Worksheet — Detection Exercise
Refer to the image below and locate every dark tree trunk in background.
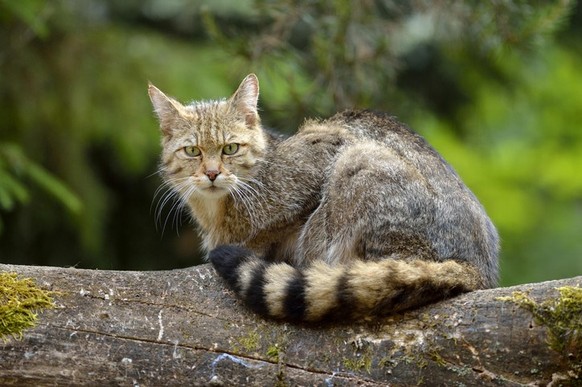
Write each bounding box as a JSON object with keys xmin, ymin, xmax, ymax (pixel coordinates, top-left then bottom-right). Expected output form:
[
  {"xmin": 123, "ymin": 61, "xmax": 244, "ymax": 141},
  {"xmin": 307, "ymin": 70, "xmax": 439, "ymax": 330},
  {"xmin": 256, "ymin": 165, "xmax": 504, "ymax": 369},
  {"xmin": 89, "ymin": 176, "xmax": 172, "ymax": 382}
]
[{"xmin": 0, "ymin": 263, "xmax": 580, "ymax": 386}]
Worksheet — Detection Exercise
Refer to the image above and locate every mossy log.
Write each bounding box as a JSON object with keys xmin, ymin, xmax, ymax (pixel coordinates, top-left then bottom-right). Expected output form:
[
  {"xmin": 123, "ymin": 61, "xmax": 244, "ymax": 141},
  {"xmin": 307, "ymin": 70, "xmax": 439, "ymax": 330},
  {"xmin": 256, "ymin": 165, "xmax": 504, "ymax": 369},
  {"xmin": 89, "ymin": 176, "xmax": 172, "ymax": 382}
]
[{"xmin": 0, "ymin": 263, "xmax": 580, "ymax": 386}]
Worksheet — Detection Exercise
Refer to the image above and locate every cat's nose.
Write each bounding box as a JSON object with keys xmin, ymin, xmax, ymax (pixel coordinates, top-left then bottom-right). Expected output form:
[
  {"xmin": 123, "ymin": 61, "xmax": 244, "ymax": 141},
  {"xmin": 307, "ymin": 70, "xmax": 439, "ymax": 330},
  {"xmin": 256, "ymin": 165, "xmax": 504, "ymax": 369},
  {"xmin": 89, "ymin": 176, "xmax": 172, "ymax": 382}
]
[{"xmin": 205, "ymin": 170, "xmax": 220, "ymax": 181}]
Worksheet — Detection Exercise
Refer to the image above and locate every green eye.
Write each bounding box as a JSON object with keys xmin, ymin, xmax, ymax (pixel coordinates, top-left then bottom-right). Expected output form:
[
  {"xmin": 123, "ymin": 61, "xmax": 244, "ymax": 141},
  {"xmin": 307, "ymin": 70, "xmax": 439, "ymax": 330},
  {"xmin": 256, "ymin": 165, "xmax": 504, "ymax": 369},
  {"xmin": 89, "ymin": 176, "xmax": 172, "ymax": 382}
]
[
  {"xmin": 222, "ymin": 143, "xmax": 239, "ymax": 155},
  {"xmin": 183, "ymin": 146, "xmax": 201, "ymax": 157}
]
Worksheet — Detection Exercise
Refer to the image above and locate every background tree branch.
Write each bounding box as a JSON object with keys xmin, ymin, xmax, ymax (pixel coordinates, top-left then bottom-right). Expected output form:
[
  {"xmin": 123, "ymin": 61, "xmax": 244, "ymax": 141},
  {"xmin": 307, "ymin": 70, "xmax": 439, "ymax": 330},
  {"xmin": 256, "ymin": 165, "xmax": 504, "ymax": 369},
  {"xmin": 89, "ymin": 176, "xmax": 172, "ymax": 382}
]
[{"xmin": 0, "ymin": 263, "xmax": 580, "ymax": 386}]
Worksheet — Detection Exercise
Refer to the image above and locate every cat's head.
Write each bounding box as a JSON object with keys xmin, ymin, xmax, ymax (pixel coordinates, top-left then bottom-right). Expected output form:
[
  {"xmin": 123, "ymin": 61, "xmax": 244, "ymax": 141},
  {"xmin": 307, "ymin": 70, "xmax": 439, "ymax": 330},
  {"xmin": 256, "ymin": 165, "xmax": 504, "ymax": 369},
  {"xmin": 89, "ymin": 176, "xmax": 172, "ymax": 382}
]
[{"xmin": 149, "ymin": 74, "xmax": 267, "ymax": 200}]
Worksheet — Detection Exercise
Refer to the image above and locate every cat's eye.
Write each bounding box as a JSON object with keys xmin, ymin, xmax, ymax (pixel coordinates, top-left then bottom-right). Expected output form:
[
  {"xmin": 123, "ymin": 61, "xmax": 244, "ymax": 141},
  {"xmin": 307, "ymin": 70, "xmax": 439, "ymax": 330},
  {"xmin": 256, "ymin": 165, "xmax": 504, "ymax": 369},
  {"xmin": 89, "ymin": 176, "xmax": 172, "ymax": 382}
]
[
  {"xmin": 222, "ymin": 143, "xmax": 239, "ymax": 155},
  {"xmin": 183, "ymin": 146, "xmax": 201, "ymax": 157}
]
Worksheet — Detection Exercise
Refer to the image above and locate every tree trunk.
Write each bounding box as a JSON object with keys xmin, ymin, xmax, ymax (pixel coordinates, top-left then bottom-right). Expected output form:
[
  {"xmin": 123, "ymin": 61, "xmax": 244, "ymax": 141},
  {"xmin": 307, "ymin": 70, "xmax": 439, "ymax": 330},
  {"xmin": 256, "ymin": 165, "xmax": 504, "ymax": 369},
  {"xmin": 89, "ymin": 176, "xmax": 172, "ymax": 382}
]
[{"xmin": 0, "ymin": 263, "xmax": 580, "ymax": 386}]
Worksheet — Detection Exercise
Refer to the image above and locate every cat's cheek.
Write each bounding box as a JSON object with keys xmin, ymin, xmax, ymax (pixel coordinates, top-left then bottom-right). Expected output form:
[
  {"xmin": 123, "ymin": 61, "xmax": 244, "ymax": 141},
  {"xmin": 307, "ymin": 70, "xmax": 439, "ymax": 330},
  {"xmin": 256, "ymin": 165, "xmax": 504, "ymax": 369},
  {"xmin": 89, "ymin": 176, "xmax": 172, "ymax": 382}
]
[{"xmin": 225, "ymin": 163, "xmax": 250, "ymax": 179}]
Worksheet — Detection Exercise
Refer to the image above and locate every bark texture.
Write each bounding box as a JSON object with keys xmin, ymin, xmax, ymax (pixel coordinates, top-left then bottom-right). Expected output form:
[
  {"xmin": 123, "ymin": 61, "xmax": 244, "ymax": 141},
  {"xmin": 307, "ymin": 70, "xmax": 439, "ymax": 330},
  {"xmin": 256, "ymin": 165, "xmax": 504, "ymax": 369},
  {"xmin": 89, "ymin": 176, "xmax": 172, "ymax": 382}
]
[{"xmin": 0, "ymin": 263, "xmax": 580, "ymax": 386}]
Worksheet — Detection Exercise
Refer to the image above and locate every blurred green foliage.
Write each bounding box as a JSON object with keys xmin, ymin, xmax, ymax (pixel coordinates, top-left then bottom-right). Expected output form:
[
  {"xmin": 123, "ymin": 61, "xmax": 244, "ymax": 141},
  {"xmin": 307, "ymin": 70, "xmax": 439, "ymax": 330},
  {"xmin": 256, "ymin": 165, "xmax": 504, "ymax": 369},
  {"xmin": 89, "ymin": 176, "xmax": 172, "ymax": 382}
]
[
  {"xmin": 0, "ymin": 143, "xmax": 82, "ymax": 228},
  {"xmin": 0, "ymin": 0, "xmax": 580, "ymax": 285}
]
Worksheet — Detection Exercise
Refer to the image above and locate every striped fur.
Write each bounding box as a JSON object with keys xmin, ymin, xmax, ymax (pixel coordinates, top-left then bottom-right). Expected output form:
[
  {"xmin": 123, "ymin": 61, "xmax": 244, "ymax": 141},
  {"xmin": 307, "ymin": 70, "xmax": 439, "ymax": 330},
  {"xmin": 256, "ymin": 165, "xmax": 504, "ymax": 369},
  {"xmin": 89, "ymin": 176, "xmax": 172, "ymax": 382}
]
[
  {"xmin": 150, "ymin": 74, "xmax": 499, "ymax": 323},
  {"xmin": 209, "ymin": 246, "xmax": 480, "ymax": 321}
]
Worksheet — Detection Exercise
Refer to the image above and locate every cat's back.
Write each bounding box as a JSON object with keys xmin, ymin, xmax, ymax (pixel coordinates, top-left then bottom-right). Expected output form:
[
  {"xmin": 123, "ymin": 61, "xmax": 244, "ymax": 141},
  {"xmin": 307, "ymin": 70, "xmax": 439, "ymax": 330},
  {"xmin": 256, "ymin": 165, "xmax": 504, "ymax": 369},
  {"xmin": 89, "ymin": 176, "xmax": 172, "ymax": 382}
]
[
  {"xmin": 321, "ymin": 110, "xmax": 467, "ymax": 190},
  {"xmin": 324, "ymin": 110, "xmax": 438, "ymax": 158},
  {"xmin": 291, "ymin": 108, "xmax": 483, "ymax": 208}
]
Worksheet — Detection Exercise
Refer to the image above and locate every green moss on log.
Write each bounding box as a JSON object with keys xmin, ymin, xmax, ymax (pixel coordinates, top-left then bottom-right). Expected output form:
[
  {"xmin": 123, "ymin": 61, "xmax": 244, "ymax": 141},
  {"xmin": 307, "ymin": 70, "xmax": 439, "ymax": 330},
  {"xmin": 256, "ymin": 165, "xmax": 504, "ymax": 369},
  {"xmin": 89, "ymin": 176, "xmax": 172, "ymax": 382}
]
[
  {"xmin": 0, "ymin": 272, "xmax": 55, "ymax": 340},
  {"xmin": 498, "ymin": 286, "xmax": 581, "ymax": 379}
]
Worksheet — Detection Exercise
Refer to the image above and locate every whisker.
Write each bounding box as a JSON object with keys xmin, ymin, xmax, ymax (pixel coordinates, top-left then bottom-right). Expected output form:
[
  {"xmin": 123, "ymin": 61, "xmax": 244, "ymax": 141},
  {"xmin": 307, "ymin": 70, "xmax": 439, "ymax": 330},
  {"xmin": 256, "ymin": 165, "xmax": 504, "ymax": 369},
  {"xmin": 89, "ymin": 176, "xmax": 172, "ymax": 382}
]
[
  {"xmin": 227, "ymin": 177, "xmax": 270, "ymax": 233},
  {"xmin": 145, "ymin": 169, "xmax": 163, "ymax": 179},
  {"xmin": 153, "ymin": 176, "xmax": 194, "ymax": 236}
]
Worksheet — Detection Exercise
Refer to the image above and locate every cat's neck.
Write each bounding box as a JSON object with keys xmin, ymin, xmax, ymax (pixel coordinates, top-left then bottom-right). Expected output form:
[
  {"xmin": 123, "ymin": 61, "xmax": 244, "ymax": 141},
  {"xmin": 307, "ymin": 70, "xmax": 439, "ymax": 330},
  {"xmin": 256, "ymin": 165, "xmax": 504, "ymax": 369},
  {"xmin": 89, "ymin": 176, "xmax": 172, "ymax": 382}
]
[{"xmin": 188, "ymin": 195, "xmax": 227, "ymax": 232}]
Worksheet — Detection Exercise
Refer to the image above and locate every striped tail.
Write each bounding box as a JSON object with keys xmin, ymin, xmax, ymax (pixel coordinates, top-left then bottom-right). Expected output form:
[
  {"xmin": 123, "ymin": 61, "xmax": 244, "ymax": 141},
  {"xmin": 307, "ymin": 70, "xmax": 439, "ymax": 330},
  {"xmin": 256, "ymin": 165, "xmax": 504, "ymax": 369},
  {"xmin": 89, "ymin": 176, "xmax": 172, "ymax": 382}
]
[{"xmin": 209, "ymin": 245, "xmax": 481, "ymax": 322}]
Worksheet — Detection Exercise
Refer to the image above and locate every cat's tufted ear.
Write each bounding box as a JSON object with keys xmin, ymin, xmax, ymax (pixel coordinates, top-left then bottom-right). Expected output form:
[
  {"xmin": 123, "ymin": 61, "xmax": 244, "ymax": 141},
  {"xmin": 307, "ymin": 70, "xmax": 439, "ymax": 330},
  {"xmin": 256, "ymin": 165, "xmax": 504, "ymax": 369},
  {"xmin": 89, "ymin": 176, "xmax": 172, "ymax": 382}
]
[
  {"xmin": 148, "ymin": 83, "xmax": 183, "ymax": 135},
  {"xmin": 230, "ymin": 74, "xmax": 260, "ymax": 128}
]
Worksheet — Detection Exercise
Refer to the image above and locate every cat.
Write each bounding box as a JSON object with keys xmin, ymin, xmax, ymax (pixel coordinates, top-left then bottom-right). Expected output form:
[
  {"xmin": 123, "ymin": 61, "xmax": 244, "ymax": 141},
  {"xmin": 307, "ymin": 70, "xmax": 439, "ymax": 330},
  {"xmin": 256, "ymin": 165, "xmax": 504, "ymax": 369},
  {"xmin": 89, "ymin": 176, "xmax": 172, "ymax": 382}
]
[{"xmin": 148, "ymin": 74, "xmax": 499, "ymax": 322}]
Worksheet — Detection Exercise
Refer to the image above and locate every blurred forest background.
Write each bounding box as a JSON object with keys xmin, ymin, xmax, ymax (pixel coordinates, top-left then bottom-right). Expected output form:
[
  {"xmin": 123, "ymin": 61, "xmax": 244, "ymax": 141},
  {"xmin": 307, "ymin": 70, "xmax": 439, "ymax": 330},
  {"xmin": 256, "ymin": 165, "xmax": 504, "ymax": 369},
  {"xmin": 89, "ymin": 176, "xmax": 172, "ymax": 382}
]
[{"xmin": 1, "ymin": 0, "xmax": 581, "ymax": 286}]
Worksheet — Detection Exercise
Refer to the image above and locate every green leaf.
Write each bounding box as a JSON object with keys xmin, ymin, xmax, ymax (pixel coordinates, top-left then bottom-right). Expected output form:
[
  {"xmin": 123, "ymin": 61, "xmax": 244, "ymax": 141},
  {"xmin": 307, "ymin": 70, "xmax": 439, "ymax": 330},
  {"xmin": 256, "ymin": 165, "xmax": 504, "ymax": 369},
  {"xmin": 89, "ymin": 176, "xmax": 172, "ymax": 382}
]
[
  {"xmin": 0, "ymin": 170, "xmax": 30, "ymax": 210},
  {"xmin": 25, "ymin": 163, "xmax": 82, "ymax": 215},
  {"xmin": 0, "ymin": 143, "xmax": 82, "ymax": 216}
]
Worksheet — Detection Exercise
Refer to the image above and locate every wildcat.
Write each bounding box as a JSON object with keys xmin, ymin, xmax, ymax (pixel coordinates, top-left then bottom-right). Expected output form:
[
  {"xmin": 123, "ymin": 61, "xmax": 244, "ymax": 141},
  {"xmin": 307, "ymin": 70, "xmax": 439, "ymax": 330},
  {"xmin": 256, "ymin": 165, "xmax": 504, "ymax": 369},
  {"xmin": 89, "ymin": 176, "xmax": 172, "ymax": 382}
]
[{"xmin": 149, "ymin": 74, "xmax": 499, "ymax": 322}]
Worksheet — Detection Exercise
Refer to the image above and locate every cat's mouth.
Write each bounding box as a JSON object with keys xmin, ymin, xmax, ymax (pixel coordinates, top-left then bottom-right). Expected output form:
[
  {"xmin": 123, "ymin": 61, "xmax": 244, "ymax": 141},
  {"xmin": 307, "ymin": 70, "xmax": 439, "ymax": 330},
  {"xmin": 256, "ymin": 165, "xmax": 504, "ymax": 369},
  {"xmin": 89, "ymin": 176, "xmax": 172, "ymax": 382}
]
[
  {"xmin": 200, "ymin": 184, "xmax": 229, "ymax": 197},
  {"xmin": 194, "ymin": 178, "xmax": 232, "ymax": 197}
]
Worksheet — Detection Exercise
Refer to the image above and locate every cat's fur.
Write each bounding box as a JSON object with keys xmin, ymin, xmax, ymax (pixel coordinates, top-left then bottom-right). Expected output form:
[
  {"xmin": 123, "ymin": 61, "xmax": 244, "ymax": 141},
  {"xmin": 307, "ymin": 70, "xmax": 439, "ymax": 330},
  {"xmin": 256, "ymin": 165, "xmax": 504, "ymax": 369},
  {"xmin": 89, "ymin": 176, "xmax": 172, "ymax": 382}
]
[{"xmin": 149, "ymin": 74, "xmax": 499, "ymax": 322}]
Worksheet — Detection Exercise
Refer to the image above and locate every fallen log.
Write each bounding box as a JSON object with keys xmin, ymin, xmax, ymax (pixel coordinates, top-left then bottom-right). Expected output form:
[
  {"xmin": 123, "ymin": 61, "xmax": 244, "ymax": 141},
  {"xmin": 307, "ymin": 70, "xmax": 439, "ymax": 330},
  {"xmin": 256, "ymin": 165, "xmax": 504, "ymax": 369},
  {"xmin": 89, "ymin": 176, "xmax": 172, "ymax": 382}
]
[{"xmin": 0, "ymin": 263, "xmax": 580, "ymax": 386}]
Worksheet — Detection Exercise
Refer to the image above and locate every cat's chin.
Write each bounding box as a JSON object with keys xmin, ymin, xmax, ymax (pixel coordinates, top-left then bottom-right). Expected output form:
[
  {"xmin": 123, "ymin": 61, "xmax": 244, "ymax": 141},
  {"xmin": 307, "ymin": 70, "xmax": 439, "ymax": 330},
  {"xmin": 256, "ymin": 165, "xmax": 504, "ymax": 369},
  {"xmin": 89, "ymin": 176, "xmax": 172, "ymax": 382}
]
[{"xmin": 196, "ymin": 186, "xmax": 230, "ymax": 199}]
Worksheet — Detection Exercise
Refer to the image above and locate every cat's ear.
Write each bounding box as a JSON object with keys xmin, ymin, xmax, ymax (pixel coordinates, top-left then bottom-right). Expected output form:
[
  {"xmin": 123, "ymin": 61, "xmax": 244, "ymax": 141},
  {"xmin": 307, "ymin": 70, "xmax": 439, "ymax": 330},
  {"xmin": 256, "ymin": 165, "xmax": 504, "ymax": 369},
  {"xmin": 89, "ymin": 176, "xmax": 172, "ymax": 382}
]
[
  {"xmin": 148, "ymin": 83, "xmax": 183, "ymax": 135},
  {"xmin": 229, "ymin": 74, "xmax": 260, "ymax": 128}
]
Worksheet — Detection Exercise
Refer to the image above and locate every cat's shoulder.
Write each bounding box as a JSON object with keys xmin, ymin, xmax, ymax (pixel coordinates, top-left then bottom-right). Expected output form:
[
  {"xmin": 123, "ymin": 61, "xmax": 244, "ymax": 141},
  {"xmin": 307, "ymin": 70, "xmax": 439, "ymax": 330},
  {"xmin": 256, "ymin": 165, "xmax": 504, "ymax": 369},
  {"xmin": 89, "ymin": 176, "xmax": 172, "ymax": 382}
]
[
  {"xmin": 292, "ymin": 116, "xmax": 352, "ymax": 149},
  {"xmin": 329, "ymin": 109, "xmax": 417, "ymax": 135},
  {"xmin": 297, "ymin": 109, "xmax": 409, "ymax": 133}
]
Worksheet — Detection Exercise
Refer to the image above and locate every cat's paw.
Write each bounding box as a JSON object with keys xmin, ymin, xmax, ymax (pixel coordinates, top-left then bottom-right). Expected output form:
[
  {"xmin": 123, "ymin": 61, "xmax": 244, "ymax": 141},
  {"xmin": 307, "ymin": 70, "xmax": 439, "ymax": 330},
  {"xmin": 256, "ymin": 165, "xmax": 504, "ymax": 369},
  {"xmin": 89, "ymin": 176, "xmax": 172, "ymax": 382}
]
[{"xmin": 209, "ymin": 245, "xmax": 253, "ymax": 288}]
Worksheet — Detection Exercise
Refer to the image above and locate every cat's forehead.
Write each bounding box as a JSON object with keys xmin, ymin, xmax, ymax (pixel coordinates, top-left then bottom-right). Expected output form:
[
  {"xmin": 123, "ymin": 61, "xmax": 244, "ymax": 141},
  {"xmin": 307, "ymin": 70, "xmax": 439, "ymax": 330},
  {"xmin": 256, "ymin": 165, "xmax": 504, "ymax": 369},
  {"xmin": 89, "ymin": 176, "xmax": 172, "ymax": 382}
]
[
  {"xmin": 184, "ymin": 99, "xmax": 227, "ymax": 117},
  {"xmin": 179, "ymin": 99, "xmax": 248, "ymax": 146}
]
